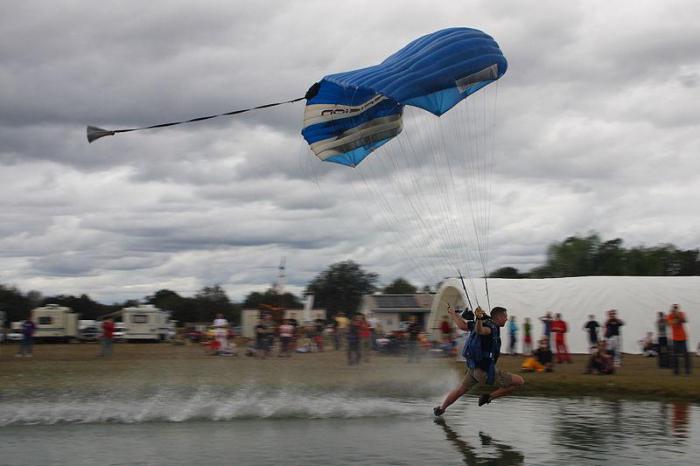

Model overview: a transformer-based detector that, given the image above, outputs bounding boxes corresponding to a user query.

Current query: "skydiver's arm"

[447,305,469,332]
[475,307,492,336]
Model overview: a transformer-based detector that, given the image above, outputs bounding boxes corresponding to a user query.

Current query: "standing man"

[539,312,553,349]
[507,316,518,355]
[522,317,533,354]
[347,314,361,366]
[406,315,422,363]
[434,306,524,416]
[335,312,349,351]
[667,304,691,376]
[583,315,600,353]
[604,310,625,367]
[100,318,115,357]
[17,316,36,357]
[213,313,229,354]
[278,319,294,357]
[656,311,670,368]
[551,313,571,363]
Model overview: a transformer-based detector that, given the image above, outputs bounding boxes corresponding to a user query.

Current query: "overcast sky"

[1,0,699,304]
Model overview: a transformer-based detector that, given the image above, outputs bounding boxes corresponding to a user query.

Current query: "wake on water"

[0,385,438,426]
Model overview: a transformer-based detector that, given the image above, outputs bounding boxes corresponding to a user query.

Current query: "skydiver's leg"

[486,371,524,402]
[436,370,477,414]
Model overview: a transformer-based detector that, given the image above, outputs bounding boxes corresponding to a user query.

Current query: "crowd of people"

[197,311,432,366]
[6,303,694,377]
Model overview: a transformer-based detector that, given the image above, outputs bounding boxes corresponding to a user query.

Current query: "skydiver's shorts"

[460,367,513,390]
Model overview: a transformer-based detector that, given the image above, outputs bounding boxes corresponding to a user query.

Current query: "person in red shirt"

[667,304,691,375]
[550,313,571,363]
[359,314,372,362]
[100,318,115,357]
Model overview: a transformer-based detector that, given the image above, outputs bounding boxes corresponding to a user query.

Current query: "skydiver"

[434,305,524,416]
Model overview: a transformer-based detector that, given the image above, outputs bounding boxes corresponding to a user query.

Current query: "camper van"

[118,305,171,342]
[31,304,80,341]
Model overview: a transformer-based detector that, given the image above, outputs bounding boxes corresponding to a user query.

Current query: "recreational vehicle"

[31,304,80,341]
[118,305,171,341]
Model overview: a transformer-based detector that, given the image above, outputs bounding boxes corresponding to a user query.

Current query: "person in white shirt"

[213,313,229,353]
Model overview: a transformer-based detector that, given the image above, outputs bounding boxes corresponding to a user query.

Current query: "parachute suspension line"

[457,270,474,312]
[482,81,500,312]
[87,95,307,143]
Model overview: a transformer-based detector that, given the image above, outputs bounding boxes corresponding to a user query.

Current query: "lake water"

[1,387,698,465]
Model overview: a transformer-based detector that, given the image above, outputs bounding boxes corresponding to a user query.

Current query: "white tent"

[428,276,700,354]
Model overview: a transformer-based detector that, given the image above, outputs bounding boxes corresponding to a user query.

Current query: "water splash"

[0,386,428,426]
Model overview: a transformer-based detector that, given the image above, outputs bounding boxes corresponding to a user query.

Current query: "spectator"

[521,337,553,373]
[17,317,36,357]
[255,318,268,359]
[335,312,349,350]
[507,316,518,355]
[347,314,362,366]
[583,314,600,353]
[585,341,614,375]
[440,316,452,344]
[406,315,422,362]
[213,313,229,353]
[657,311,670,368]
[551,313,571,364]
[639,332,657,357]
[314,319,325,352]
[539,312,553,349]
[99,318,115,357]
[667,304,691,376]
[522,317,532,354]
[604,309,624,367]
[359,314,372,362]
[278,319,294,357]
[367,315,379,350]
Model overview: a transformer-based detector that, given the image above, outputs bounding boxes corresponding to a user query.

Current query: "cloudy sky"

[2,0,699,303]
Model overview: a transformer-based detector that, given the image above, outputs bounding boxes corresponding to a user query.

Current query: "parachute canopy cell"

[301,27,507,167]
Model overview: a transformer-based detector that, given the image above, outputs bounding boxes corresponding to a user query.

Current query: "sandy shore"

[1,342,698,401]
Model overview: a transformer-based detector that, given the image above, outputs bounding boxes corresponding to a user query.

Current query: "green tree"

[489,267,525,279]
[193,284,238,323]
[243,288,303,309]
[41,293,107,319]
[382,278,417,294]
[0,284,34,323]
[305,261,378,317]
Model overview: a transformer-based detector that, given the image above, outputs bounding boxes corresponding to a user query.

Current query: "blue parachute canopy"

[302,27,507,167]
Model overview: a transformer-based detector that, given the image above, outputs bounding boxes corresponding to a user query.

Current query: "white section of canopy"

[428,276,700,354]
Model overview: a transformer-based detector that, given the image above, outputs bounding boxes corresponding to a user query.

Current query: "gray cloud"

[1,0,699,302]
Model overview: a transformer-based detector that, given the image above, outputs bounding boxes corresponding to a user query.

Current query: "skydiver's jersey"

[475,322,501,371]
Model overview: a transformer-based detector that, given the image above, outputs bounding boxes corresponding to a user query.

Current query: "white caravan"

[119,305,171,341]
[31,304,80,341]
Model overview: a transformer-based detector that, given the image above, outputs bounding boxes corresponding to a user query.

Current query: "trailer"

[31,304,80,342]
[117,304,171,342]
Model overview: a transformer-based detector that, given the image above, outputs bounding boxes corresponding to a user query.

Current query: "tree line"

[490,233,700,278]
[2,234,698,324]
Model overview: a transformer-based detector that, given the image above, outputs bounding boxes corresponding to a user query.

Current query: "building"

[426,276,700,354]
[361,293,434,334]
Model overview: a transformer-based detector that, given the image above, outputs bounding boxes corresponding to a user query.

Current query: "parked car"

[113,323,127,342]
[79,326,101,342]
[6,331,23,342]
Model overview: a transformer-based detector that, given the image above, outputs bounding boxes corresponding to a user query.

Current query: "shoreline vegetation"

[1,343,698,403]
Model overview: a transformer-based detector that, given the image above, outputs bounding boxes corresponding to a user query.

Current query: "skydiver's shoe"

[433,406,445,417]
[478,394,491,407]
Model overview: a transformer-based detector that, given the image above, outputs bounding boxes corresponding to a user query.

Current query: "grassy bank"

[1,343,698,402]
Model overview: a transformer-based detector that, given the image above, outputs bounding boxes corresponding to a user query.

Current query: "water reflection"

[434,418,524,465]
[671,402,689,438]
